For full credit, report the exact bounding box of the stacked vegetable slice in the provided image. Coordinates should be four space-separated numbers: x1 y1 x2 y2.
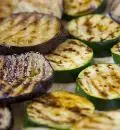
0 52 53 103
76 64 120 110
67 14 120 57
46 39 93 82
0 13 67 55
64 0 106 19
25 91 94 130
0 105 12 130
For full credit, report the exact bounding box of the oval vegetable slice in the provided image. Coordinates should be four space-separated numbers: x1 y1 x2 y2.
64 0 106 18
0 52 53 103
76 64 120 110
26 91 94 130
0 13 67 55
67 14 120 57
0 105 12 130
46 39 93 83
111 42 120 65
72 110 120 130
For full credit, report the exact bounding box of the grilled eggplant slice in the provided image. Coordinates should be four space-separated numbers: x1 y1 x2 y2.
72 110 120 130
25 91 94 130
0 13 67 55
76 64 120 110
14 0 63 19
46 39 93 83
0 105 12 130
64 0 106 19
67 14 120 57
111 42 120 65
0 52 53 103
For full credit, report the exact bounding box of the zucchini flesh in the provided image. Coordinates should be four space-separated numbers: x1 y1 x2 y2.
26 91 94 130
0 13 61 47
67 14 120 42
46 39 93 71
76 64 120 110
72 111 120 130
67 15 120 56
0 52 53 99
111 42 120 64
64 0 104 17
0 106 12 130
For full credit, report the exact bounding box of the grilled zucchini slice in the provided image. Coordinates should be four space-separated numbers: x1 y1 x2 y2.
64 0 106 19
0 105 12 130
72 110 120 130
0 13 67 55
0 52 53 103
25 91 94 130
46 39 93 83
76 64 120 110
14 0 63 19
67 14 120 57
111 42 120 65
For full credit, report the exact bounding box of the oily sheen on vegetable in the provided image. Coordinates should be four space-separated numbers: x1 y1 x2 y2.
25 91 94 130
0 13 67 55
67 14 120 57
0 52 53 103
76 64 120 110
46 39 93 83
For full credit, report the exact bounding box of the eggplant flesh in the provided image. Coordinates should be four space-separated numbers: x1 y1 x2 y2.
0 13 67 55
0 52 53 103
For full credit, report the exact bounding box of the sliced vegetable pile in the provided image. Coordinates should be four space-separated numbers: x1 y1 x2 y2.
111 42 120 64
0 12 67 54
0 105 12 130
67 14 120 56
76 64 120 110
25 91 94 130
0 52 53 102
46 39 93 82
72 110 120 130
64 0 106 18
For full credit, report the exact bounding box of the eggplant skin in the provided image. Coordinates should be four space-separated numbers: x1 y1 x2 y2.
0 52 54 103
0 13 68 55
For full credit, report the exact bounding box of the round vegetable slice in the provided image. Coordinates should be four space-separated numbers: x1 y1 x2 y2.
46 39 93 83
72 110 120 130
0 12 67 55
0 52 53 103
76 64 120 110
111 42 120 65
26 91 95 130
64 0 106 18
0 105 12 130
67 14 120 57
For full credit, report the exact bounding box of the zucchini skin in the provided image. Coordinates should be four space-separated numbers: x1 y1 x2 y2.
112 52 120 65
63 0 107 20
0 13 68 55
76 84 120 111
54 58 93 83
